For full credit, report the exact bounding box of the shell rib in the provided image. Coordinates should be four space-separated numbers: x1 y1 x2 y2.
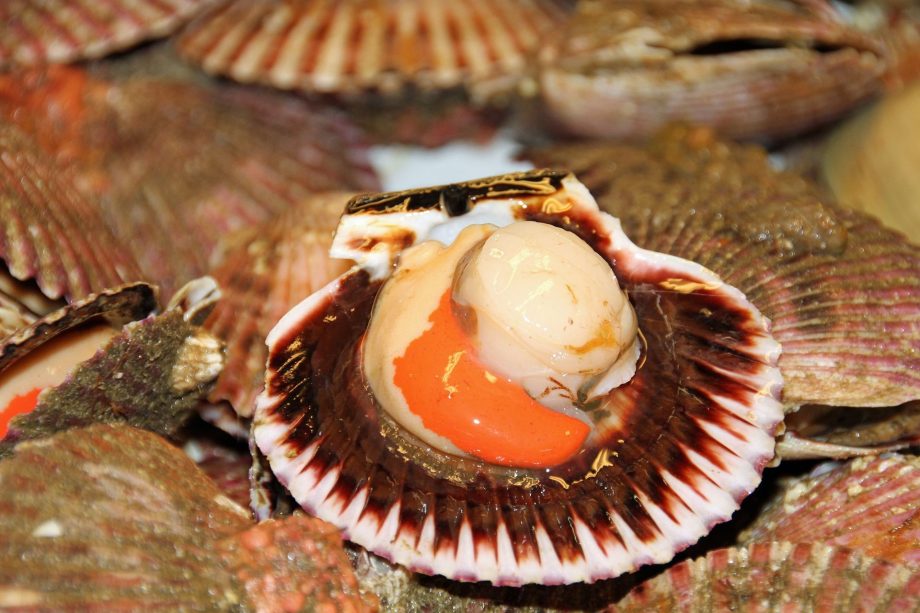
254 170 783 585
0 0 218 70
525 127 920 410
178 0 570 98
536 0 886 142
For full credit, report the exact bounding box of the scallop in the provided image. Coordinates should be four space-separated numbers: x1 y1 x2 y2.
254 170 783 585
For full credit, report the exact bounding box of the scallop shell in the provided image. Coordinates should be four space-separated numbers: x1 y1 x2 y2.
0 120 144 305
177 0 570 99
1 65 379 299
0 0 217 70
206 192 355 419
255 170 783 585
0 279 224 455
524 126 920 410
536 0 886 142
184 434 254 513
742 454 920 566
0 424 377 611
611 541 920 611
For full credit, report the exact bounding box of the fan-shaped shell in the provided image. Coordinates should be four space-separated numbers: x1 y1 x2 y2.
611 541 920 611
255 170 783 585
206 192 355 419
178 0 570 99
743 454 920 566
0 0 217 70
536 0 886 142
525 126 920 410
0 424 377 611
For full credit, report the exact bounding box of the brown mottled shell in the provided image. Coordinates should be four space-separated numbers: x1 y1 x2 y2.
0 0 217 70
206 192 355 419
611 541 920 611
0 424 376 611
524 127 920 410
255 170 783 585
0 66 379 299
178 0 570 99
0 121 144 305
0 279 223 455
536 0 886 142
742 454 920 566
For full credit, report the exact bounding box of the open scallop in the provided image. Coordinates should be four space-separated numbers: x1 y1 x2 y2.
254 170 783 585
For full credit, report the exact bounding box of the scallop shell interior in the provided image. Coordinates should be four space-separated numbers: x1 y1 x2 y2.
255 170 783 585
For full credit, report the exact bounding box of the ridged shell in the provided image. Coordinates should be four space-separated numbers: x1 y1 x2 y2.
1 66 379 299
610 541 920 611
255 170 783 585
0 121 144 304
0 279 222 455
184 435 254 512
524 127 920 409
0 294 36 340
0 0 217 69
0 424 376 611
742 454 920 566
206 192 355 419
536 0 886 142
177 0 570 98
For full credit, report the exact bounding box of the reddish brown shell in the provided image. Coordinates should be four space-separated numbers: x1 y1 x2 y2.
0 424 376 610
178 0 570 98
205 193 355 418
743 454 920 566
611 541 920 611
0 120 144 304
255 170 783 585
524 127 920 410
0 0 217 70
536 0 886 142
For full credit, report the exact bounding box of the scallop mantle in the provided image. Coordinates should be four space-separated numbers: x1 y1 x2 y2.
254 170 784 586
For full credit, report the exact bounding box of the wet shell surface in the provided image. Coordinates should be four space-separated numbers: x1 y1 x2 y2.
206 192 355 419
0 0 217 70
1 66 379 299
525 126 920 411
255 170 783 585
0 424 377 611
178 0 570 99
0 279 222 455
0 120 144 306
610 541 920 611
536 0 886 142
742 454 920 566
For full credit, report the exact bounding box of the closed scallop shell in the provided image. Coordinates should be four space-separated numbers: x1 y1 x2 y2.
177 0 570 98
742 454 920 566
525 126 920 410
0 423 377 611
0 0 218 70
536 0 886 142
205 192 355 419
255 170 783 585
610 541 920 611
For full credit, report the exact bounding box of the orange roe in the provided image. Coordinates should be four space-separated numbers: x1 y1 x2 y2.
0 387 42 437
393 291 589 468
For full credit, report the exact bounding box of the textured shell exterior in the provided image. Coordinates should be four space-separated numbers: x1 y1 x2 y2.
743 454 920 566
254 170 783 585
525 127 920 410
206 193 355 419
0 424 377 611
536 0 886 142
0 0 218 69
0 294 36 340
0 121 144 304
0 279 222 455
610 541 920 611
178 0 570 98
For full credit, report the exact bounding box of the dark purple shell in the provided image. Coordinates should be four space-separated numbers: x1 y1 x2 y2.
254 170 783 585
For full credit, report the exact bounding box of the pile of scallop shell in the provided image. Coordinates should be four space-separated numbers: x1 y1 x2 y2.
0 0 918 610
